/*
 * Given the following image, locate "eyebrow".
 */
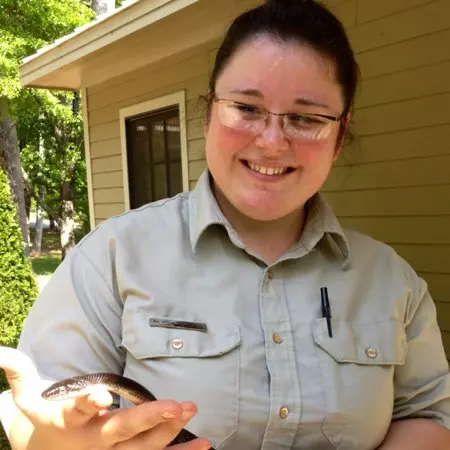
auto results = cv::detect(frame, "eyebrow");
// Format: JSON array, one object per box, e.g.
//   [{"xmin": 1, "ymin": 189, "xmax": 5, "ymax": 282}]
[{"xmin": 228, "ymin": 88, "xmax": 331, "ymax": 109}]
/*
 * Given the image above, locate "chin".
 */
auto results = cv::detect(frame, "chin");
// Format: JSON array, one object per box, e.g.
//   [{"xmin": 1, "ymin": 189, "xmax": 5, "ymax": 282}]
[{"xmin": 236, "ymin": 202, "xmax": 288, "ymax": 222}]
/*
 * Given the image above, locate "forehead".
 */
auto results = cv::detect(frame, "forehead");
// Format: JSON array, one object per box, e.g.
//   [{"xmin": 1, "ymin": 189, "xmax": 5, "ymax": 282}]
[{"xmin": 215, "ymin": 35, "xmax": 343, "ymax": 109}]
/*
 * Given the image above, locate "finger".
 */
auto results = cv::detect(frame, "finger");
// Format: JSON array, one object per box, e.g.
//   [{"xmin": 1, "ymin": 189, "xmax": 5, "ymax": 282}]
[
  {"xmin": 60, "ymin": 385, "xmax": 114, "ymax": 428},
  {"xmin": 0, "ymin": 347, "xmax": 111, "ymax": 429},
  {"xmin": 98, "ymin": 399, "xmax": 186, "ymax": 446},
  {"xmin": 0, "ymin": 346, "xmax": 44, "ymax": 416},
  {"xmin": 113, "ymin": 402, "xmax": 212, "ymax": 450}
]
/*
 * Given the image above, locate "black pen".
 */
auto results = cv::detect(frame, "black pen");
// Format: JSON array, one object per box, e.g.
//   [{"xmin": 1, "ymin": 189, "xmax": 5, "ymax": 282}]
[{"xmin": 320, "ymin": 287, "xmax": 333, "ymax": 338}]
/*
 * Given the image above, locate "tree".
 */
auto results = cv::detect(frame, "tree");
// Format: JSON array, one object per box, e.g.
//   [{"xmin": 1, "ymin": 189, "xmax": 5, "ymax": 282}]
[
  {"xmin": 0, "ymin": 0, "xmax": 94, "ymax": 257},
  {"xmin": 0, "ymin": 167, "xmax": 38, "ymax": 448}
]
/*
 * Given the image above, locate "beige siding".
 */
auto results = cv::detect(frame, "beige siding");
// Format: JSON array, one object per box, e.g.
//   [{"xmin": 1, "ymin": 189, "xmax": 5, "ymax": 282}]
[
  {"xmin": 87, "ymin": 41, "xmax": 213, "ymax": 225},
  {"xmin": 86, "ymin": 0, "xmax": 450, "ymax": 359},
  {"xmin": 321, "ymin": 0, "xmax": 450, "ymax": 359}
]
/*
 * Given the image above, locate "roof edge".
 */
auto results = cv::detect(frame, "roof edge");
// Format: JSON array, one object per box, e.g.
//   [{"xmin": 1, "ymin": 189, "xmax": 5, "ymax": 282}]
[{"xmin": 19, "ymin": 0, "xmax": 200, "ymax": 87}]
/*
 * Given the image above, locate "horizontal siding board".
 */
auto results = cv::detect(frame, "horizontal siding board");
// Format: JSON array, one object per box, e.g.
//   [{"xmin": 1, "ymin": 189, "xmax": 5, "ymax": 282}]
[
  {"xmin": 324, "ymin": 185, "xmax": 450, "ymax": 216},
  {"xmin": 88, "ymin": 82, "xmax": 185, "ymax": 127},
  {"xmin": 356, "ymin": 29, "xmax": 450, "ymax": 79},
  {"xmin": 328, "ymin": 0, "xmax": 357, "ymax": 28},
  {"xmin": 354, "ymin": 93, "xmax": 450, "ymax": 136},
  {"xmin": 338, "ymin": 125, "xmax": 450, "ymax": 165},
  {"xmin": 187, "ymin": 97, "xmax": 206, "ymax": 121},
  {"xmin": 90, "ymin": 121, "xmax": 120, "ymax": 143},
  {"xmin": 88, "ymin": 54, "xmax": 209, "ymax": 111},
  {"xmin": 436, "ymin": 302, "xmax": 450, "ymax": 331},
  {"xmin": 91, "ymin": 155, "xmax": 122, "ymax": 174},
  {"xmin": 357, "ymin": 0, "xmax": 436, "ymax": 23},
  {"xmin": 324, "ymin": 155, "xmax": 450, "ymax": 191},
  {"xmin": 187, "ymin": 118, "xmax": 204, "ymax": 140},
  {"xmin": 95, "ymin": 203, "xmax": 126, "ymax": 220},
  {"xmin": 90, "ymin": 138, "xmax": 121, "ymax": 159},
  {"xmin": 88, "ymin": 76, "xmax": 207, "ymax": 128},
  {"xmin": 339, "ymin": 216, "xmax": 450, "ymax": 245},
  {"xmin": 87, "ymin": 42, "xmax": 211, "ymax": 96},
  {"xmin": 358, "ymin": 60, "xmax": 450, "ymax": 108},
  {"xmin": 391, "ymin": 244, "xmax": 450, "ymax": 274},
  {"xmin": 419, "ymin": 273, "xmax": 450, "ymax": 304},
  {"xmin": 93, "ymin": 172, "xmax": 123, "ymax": 189},
  {"xmin": 441, "ymin": 332, "xmax": 450, "ymax": 359},
  {"xmin": 188, "ymin": 138, "xmax": 205, "ymax": 161},
  {"xmin": 348, "ymin": 0, "xmax": 450, "ymax": 53},
  {"xmin": 189, "ymin": 159, "xmax": 207, "ymax": 181},
  {"xmin": 93, "ymin": 188, "xmax": 125, "ymax": 204}
]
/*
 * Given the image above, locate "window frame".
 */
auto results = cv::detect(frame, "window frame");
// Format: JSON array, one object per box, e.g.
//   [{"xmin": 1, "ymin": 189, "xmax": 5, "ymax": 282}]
[{"xmin": 119, "ymin": 90, "xmax": 189, "ymax": 211}]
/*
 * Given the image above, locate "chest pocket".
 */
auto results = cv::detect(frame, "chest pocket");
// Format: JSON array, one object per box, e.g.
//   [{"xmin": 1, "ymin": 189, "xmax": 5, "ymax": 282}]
[
  {"xmin": 121, "ymin": 305, "xmax": 241, "ymax": 448},
  {"xmin": 312, "ymin": 318, "xmax": 407, "ymax": 450}
]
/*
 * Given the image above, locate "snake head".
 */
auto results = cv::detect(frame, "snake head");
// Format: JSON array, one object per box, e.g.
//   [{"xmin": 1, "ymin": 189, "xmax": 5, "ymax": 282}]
[{"xmin": 41, "ymin": 377, "xmax": 91, "ymax": 401}]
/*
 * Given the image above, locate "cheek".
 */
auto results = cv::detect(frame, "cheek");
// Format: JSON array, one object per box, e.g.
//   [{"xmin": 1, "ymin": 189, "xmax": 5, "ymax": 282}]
[
  {"xmin": 206, "ymin": 119, "xmax": 253, "ymax": 155},
  {"xmin": 293, "ymin": 141, "xmax": 337, "ymax": 169}
]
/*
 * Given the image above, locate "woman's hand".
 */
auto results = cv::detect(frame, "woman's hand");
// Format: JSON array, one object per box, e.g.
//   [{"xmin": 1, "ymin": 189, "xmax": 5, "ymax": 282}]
[{"xmin": 0, "ymin": 347, "xmax": 213, "ymax": 450}]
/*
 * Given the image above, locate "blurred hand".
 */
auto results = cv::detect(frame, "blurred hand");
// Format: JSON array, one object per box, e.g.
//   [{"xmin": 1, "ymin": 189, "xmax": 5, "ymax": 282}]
[{"xmin": 0, "ymin": 346, "xmax": 213, "ymax": 450}]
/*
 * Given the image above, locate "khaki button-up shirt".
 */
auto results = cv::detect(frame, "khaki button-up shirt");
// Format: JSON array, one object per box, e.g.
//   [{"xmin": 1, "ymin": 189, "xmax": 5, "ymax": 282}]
[{"xmin": 16, "ymin": 169, "xmax": 450, "ymax": 449}]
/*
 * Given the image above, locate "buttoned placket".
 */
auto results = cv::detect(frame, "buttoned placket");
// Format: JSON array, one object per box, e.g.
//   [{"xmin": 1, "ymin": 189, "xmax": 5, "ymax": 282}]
[{"xmin": 259, "ymin": 265, "xmax": 302, "ymax": 449}]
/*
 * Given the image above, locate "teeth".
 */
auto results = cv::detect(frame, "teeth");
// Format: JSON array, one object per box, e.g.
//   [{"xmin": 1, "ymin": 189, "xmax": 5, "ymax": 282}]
[{"xmin": 248, "ymin": 162, "xmax": 288, "ymax": 176}]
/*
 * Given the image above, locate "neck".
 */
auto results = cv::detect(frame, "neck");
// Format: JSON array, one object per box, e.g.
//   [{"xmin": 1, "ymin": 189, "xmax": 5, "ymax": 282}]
[{"xmin": 213, "ymin": 185, "xmax": 307, "ymax": 265}]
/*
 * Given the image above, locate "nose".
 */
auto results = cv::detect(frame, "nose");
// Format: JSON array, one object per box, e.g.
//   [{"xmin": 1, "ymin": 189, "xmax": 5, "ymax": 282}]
[{"xmin": 254, "ymin": 114, "xmax": 290, "ymax": 152}]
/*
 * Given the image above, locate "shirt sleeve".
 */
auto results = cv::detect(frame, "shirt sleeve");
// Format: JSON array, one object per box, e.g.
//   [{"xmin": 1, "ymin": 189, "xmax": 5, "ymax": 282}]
[
  {"xmin": 392, "ymin": 264, "xmax": 450, "ymax": 430},
  {"xmin": 18, "ymin": 229, "xmax": 125, "ymax": 385}
]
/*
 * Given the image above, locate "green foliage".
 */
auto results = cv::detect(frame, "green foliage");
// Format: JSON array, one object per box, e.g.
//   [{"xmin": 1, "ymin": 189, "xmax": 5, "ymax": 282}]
[
  {"xmin": 0, "ymin": 0, "xmax": 95, "ymax": 234},
  {"xmin": 0, "ymin": 168, "xmax": 38, "ymax": 348},
  {"xmin": 0, "ymin": 0, "xmax": 93, "ymax": 99},
  {"xmin": 0, "ymin": 168, "xmax": 38, "ymax": 448}
]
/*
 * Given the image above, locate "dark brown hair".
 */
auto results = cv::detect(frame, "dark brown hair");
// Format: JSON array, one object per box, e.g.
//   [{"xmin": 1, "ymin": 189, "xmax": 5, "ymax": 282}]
[{"xmin": 205, "ymin": 0, "xmax": 360, "ymax": 147}]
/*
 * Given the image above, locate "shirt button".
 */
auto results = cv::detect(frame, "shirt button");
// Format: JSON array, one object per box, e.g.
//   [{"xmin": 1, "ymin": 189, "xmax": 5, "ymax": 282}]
[
  {"xmin": 267, "ymin": 269, "xmax": 273, "ymax": 280},
  {"xmin": 171, "ymin": 338, "xmax": 184, "ymax": 350},
  {"xmin": 272, "ymin": 333, "xmax": 283, "ymax": 344},
  {"xmin": 279, "ymin": 406, "xmax": 289, "ymax": 419},
  {"xmin": 366, "ymin": 347, "xmax": 378, "ymax": 359}
]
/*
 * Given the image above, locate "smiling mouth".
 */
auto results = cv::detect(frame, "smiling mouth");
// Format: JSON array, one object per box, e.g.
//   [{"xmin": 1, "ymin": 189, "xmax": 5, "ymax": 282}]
[{"xmin": 241, "ymin": 160, "xmax": 294, "ymax": 176}]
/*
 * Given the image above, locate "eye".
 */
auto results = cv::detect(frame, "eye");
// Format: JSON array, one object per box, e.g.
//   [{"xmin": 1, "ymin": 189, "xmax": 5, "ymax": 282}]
[
  {"xmin": 288, "ymin": 113, "xmax": 322, "ymax": 124},
  {"xmin": 232, "ymin": 102, "xmax": 262, "ymax": 115}
]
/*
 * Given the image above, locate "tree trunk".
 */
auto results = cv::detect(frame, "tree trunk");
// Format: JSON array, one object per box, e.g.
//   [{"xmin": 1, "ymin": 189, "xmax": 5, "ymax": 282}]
[
  {"xmin": 33, "ymin": 187, "xmax": 45, "ymax": 255},
  {"xmin": 0, "ymin": 98, "xmax": 31, "ymax": 255},
  {"xmin": 60, "ymin": 177, "xmax": 76, "ymax": 261}
]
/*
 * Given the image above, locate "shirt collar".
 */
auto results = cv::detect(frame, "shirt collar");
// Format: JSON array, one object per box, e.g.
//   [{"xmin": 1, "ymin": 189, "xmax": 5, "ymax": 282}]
[{"xmin": 188, "ymin": 169, "xmax": 351, "ymax": 268}]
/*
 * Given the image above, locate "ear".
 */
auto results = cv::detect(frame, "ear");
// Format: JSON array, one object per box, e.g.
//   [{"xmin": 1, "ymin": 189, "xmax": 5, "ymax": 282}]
[{"xmin": 333, "ymin": 113, "xmax": 351, "ymax": 161}]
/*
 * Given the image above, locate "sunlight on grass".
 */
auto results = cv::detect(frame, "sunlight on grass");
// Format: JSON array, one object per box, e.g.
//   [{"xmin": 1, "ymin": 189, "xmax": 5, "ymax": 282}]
[{"xmin": 31, "ymin": 253, "xmax": 61, "ymax": 276}]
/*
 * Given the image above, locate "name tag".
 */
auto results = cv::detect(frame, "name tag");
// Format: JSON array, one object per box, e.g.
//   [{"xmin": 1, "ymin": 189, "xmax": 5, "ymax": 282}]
[{"xmin": 148, "ymin": 317, "xmax": 208, "ymax": 333}]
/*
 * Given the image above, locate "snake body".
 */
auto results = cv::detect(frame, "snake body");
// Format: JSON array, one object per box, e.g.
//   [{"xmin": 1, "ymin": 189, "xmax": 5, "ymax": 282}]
[{"xmin": 42, "ymin": 373, "xmax": 215, "ymax": 449}]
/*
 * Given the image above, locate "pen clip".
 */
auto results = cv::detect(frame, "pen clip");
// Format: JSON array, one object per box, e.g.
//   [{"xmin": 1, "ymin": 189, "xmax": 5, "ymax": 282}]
[{"xmin": 320, "ymin": 287, "xmax": 333, "ymax": 338}]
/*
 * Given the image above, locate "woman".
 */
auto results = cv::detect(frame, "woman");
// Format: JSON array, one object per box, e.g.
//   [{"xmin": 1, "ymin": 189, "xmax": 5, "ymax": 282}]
[{"xmin": 1, "ymin": 0, "xmax": 450, "ymax": 448}]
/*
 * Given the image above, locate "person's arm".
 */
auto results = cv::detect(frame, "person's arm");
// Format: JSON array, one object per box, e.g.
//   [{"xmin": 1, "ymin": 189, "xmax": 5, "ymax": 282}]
[
  {"xmin": 379, "ymin": 263, "xmax": 450, "ymax": 448},
  {"xmin": 379, "ymin": 418, "xmax": 450, "ymax": 449}
]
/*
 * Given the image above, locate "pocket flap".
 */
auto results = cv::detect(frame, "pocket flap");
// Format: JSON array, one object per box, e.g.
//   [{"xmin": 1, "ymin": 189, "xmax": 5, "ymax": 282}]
[
  {"xmin": 122, "ymin": 314, "xmax": 241, "ymax": 359},
  {"xmin": 312, "ymin": 318, "xmax": 407, "ymax": 365}
]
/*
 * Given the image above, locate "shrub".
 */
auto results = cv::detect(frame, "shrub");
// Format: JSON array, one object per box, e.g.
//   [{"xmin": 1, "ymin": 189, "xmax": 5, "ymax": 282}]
[{"xmin": 0, "ymin": 168, "xmax": 38, "ymax": 448}]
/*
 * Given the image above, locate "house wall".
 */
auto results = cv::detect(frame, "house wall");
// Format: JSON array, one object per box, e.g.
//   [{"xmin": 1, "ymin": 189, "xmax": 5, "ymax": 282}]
[{"xmin": 85, "ymin": 0, "xmax": 450, "ymax": 359}]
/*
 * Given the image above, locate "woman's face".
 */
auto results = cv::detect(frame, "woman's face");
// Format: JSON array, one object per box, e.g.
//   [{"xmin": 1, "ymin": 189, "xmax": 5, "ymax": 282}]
[{"xmin": 204, "ymin": 34, "xmax": 347, "ymax": 222}]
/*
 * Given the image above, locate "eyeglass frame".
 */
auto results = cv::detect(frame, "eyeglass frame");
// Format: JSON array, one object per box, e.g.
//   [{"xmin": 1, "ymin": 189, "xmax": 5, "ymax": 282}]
[{"xmin": 212, "ymin": 94, "xmax": 344, "ymax": 139}]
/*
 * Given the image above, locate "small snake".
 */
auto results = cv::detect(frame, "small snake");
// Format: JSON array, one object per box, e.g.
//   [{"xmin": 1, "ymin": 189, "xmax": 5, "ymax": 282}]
[{"xmin": 42, "ymin": 373, "xmax": 215, "ymax": 449}]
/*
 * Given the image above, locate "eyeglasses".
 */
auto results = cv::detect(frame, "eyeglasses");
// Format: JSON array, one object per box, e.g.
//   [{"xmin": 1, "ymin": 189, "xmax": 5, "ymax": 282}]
[{"xmin": 213, "ymin": 97, "xmax": 342, "ymax": 141}]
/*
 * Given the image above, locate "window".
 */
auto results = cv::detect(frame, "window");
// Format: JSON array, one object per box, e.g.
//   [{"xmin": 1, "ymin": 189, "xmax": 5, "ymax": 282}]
[{"xmin": 120, "ymin": 92, "xmax": 188, "ymax": 210}]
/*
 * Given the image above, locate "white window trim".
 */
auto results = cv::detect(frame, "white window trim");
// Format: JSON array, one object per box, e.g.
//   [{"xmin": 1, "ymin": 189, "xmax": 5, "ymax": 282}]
[{"xmin": 119, "ymin": 90, "xmax": 189, "ymax": 211}]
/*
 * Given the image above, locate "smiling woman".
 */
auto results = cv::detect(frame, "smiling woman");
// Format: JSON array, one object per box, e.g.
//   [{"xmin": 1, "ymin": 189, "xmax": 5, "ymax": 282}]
[{"xmin": 1, "ymin": 1, "xmax": 450, "ymax": 450}]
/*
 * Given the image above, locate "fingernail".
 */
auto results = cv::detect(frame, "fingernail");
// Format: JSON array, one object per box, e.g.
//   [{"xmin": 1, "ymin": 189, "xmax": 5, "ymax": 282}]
[
  {"xmin": 162, "ymin": 411, "xmax": 178, "ymax": 419},
  {"xmin": 181, "ymin": 409, "xmax": 195, "ymax": 420}
]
